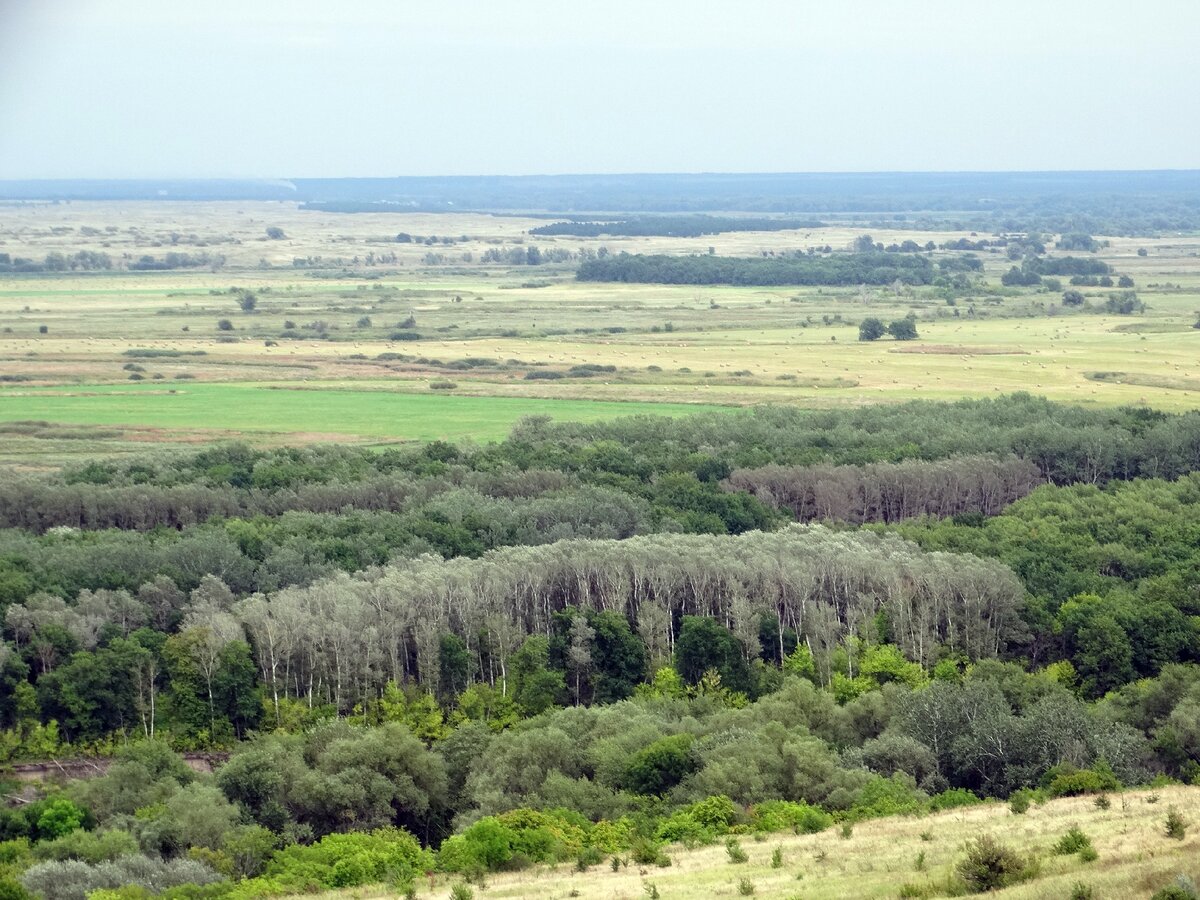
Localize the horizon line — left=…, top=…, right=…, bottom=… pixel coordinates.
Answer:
left=3, top=168, right=1200, bottom=183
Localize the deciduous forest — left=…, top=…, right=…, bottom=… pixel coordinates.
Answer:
left=2, top=394, right=1200, bottom=898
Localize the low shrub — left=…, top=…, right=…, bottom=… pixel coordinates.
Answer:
left=1150, top=875, right=1198, bottom=900
left=850, top=774, right=926, bottom=820
left=1008, top=789, right=1034, bottom=814
left=1044, top=764, right=1120, bottom=798
left=929, top=789, right=982, bottom=812
left=575, top=846, right=603, bottom=870
left=257, top=827, right=431, bottom=892
left=1052, top=826, right=1093, bottom=856
left=1165, top=808, right=1188, bottom=840
left=439, top=819, right=517, bottom=874
left=629, top=838, right=668, bottom=867
left=748, top=800, right=831, bottom=835
left=587, top=819, right=633, bottom=854
left=725, top=838, right=748, bottom=864
left=655, top=811, right=714, bottom=846
left=955, top=835, right=1034, bottom=893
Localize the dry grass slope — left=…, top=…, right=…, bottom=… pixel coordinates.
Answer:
left=330, top=787, right=1200, bottom=900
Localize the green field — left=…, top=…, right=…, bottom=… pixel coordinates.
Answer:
left=0, top=382, right=727, bottom=444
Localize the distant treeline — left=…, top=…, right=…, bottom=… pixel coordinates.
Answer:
left=298, top=201, right=424, bottom=213
left=1001, top=256, right=1118, bottom=287
left=0, top=251, right=113, bottom=273
left=8, top=172, right=1200, bottom=234
left=127, top=252, right=220, bottom=271
left=529, top=215, right=823, bottom=237
left=1029, top=256, right=1111, bottom=276
left=576, top=252, right=936, bottom=286
left=0, top=251, right=219, bottom=273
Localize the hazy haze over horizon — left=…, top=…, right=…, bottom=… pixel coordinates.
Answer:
left=0, top=0, right=1196, bottom=179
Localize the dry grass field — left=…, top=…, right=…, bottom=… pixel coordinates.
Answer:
left=2, top=202, right=1199, bottom=460
left=335, top=787, right=1200, bottom=900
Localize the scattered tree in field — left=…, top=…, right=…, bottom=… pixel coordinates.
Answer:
left=234, top=289, right=257, bottom=313
left=1057, top=233, right=1101, bottom=252
left=1104, top=291, right=1143, bottom=315
left=1062, top=290, right=1085, bottom=307
left=217, top=319, right=233, bottom=331
left=888, top=316, right=919, bottom=341
left=859, top=318, right=886, bottom=341
left=1002, top=266, right=1041, bottom=286
left=265, top=227, right=286, bottom=240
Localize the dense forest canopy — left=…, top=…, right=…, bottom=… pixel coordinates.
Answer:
left=3, top=395, right=1200, bottom=899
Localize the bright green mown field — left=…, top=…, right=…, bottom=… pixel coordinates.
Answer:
left=0, top=382, right=729, bottom=444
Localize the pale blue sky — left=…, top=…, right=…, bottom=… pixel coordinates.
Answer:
left=0, top=0, right=1196, bottom=178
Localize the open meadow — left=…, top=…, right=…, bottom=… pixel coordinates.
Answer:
left=2, top=202, right=1199, bottom=464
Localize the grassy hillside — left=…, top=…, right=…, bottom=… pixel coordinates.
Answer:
left=355, top=787, right=1200, bottom=900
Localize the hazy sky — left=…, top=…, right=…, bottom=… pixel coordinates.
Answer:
left=0, top=0, right=1196, bottom=178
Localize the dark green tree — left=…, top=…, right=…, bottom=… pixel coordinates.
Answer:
left=858, top=318, right=886, bottom=341
left=438, top=634, right=471, bottom=704
left=888, top=317, right=919, bottom=341
left=510, top=635, right=565, bottom=715
left=1062, top=289, right=1085, bottom=306
left=624, top=733, right=696, bottom=795
left=674, top=616, right=751, bottom=695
